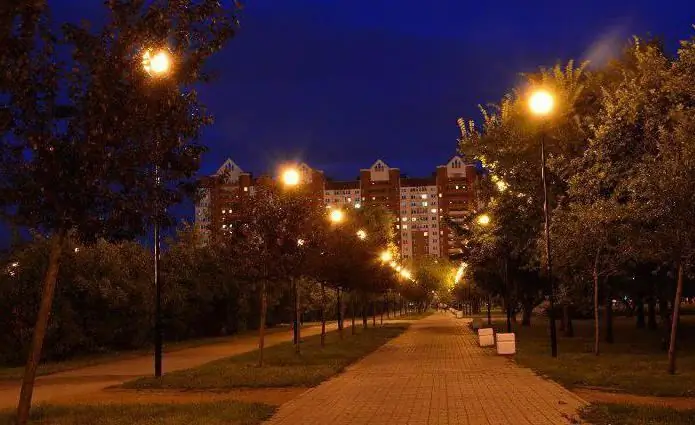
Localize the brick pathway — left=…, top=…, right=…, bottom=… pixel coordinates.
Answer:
left=265, top=313, right=586, bottom=425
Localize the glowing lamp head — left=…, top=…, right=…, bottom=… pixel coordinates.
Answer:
left=329, top=209, right=345, bottom=223
left=380, top=251, right=393, bottom=262
left=356, top=229, right=367, bottom=240
left=297, top=239, right=305, bottom=246
left=142, top=49, right=172, bottom=77
left=477, top=214, right=491, bottom=226
left=400, top=269, right=411, bottom=279
left=529, top=89, right=554, bottom=117
left=281, top=168, right=300, bottom=187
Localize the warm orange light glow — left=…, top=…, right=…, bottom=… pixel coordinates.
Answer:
left=477, top=214, right=491, bottom=226
left=329, top=209, right=345, bottom=223
left=142, top=49, right=172, bottom=76
left=356, top=229, right=367, bottom=240
left=380, top=251, right=393, bottom=262
left=529, top=89, right=554, bottom=116
left=281, top=168, right=301, bottom=187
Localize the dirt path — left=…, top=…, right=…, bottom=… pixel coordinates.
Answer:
left=574, top=388, right=695, bottom=411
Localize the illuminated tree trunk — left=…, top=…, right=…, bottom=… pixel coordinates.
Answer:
left=320, top=282, right=326, bottom=347
left=258, top=280, right=267, bottom=367
left=668, top=262, right=684, bottom=374
left=593, top=249, right=600, bottom=356
left=17, top=230, right=66, bottom=425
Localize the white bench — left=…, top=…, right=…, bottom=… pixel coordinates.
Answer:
left=496, top=333, right=516, bottom=355
left=477, top=328, right=494, bottom=347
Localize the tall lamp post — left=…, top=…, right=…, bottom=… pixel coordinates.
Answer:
left=142, top=48, right=172, bottom=377
left=328, top=209, right=346, bottom=336
left=529, top=89, right=558, bottom=358
left=280, top=167, right=302, bottom=349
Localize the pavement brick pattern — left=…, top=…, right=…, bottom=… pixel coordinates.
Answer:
left=265, top=313, right=586, bottom=425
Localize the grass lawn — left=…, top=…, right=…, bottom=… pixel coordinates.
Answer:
left=0, top=326, right=292, bottom=381
left=0, top=401, right=275, bottom=425
left=124, top=324, right=408, bottom=390
left=581, top=403, right=695, bottom=425
left=488, top=315, right=695, bottom=397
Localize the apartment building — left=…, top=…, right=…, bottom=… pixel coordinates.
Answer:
left=196, top=156, right=479, bottom=259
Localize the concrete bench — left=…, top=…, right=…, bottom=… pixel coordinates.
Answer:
left=496, top=333, right=516, bottom=355
left=478, top=328, right=494, bottom=347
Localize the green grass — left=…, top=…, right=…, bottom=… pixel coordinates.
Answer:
left=0, top=326, right=290, bottom=381
left=124, top=324, right=408, bottom=390
left=0, top=401, right=275, bottom=425
left=581, top=403, right=695, bottom=425
left=489, top=316, right=695, bottom=397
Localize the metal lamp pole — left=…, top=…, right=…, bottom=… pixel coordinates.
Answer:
left=541, top=131, right=558, bottom=358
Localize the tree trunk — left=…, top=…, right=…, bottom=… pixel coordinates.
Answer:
left=647, top=295, right=657, bottom=330
left=17, top=230, right=66, bottom=425
left=362, top=298, right=368, bottom=329
left=487, top=296, right=492, bottom=326
left=505, top=296, right=512, bottom=333
left=337, top=287, right=343, bottom=339
left=636, top=295, right=646, bottom=329
left=563, top=304, right=574, bottom=337
left=372, top=300, right=376, bottom=327
left=593, top=257, right=600, bottom=356
left=257, top=280, right=268, bottom=367
left=668, top=262, right=684, bottom=375
left=320, top=283, right=326, bottom=347
left=295, top=280, right=301, bottom=354
left=521, top=299, right=532, bottom=326
left=659, top=298, right=670, bottom=351
left=605, top=289, right=614, bottom=344
left=381, top=293, right=385, bottom=325
left=351, top=293, right=356, bottom=335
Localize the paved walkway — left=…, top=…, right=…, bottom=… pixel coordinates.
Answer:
left=0, top=320, right=354, bottom=409
left=266, top=313, right=586, bottom=425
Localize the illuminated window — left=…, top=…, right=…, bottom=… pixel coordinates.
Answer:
left=421, top=194, right=427, bottom=199
left=402, top=217, right=407, bottom=222
left=403, top=225, right=408, bottom=230
left=455, top=185, right=459, bottom=190
left=422, top=202, right=428, bottom=207
left=424, top=232, right=428, bottom=236
left=243, top=187, right=248, bottom=192
left=430, top=208, right=437, bottom=213
left=222, top=209, right=226, bottom=214
left=412, top=217, right=417, bottom=222
left=438, top=193, right=442, bottom=198
left=396, top=225, right=400, bottom=229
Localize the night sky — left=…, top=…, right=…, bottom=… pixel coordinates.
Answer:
left=2, top=0, right=693, bottom=246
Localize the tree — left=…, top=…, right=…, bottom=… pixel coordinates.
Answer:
left=0, top=2, right=238, bottom=422
left=223, top=181, right=325, bottom=365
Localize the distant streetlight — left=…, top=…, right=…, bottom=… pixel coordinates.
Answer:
left=496, top=180, right=508, bottom=192
left=142, top=49, right=172, bottom=77
left=477, top=214, right=491, bottom=226
left=281, top=168, right=301, bottom=187
left=400, top=269, right=411, bottom=280
left=329, top=209, right=345, bottom=224
left=143, top=47, right=173, bottom=378
left=297, top=239, right=305, bottom=246
left=529, top=87, right=558, bottom=358
left=356, top=229, right=367, bottom=240
left=380, top=250, right=393, bottom=262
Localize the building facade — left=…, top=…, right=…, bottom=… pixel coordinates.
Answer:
left=196, top=156, right=479, bottom=259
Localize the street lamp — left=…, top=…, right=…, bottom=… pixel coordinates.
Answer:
left=380, top=250, right=393, bottom=262
left=281, top=168, right=301, bottom=187
left=329, top=209, right=345, bottom=224
left=143, top=47, right=172, bottom=378
left=476, top=214, right=491, bottom=226
left=529, top=87, right=558, bottom=358
left=280, top=166, right=303, bottom=349
left=356, top=229, right=367, bottom=240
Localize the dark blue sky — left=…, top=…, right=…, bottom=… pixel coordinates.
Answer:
left=2, top=0, right=693, bottom=246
